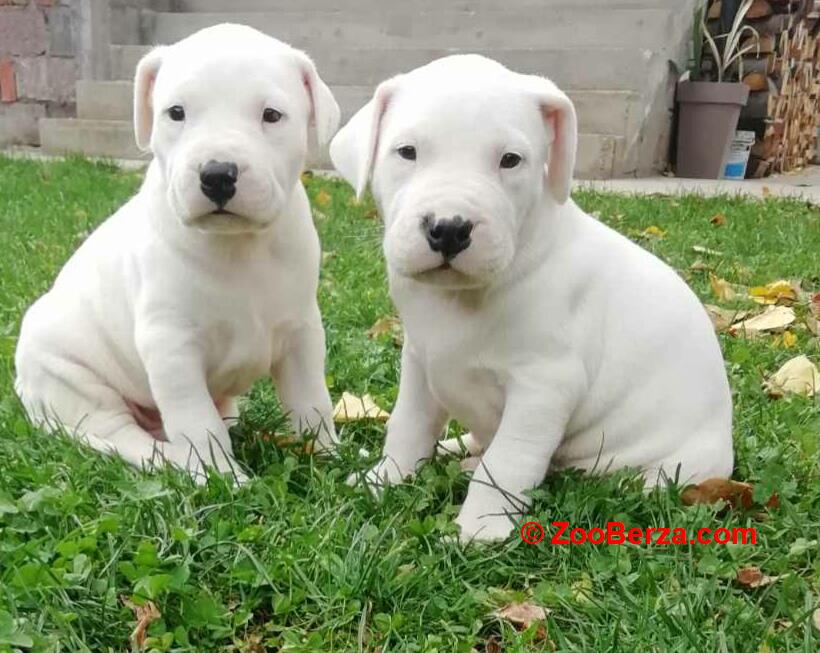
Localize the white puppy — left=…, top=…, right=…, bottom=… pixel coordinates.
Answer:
left=15, top=24, right=340, bottom=481
left=330, top=55, right=733, bottom=541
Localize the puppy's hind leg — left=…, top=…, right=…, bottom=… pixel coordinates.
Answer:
left=16, top=356, right=188, bottom=473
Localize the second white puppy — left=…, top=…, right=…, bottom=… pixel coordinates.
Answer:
left=331, top=55, right=733, bottom=541
left=15, top=24, right=340, bottom=480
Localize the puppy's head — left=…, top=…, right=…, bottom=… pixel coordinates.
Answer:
left=330, top=55, right=576, bottom=288
left=134, top=24, right=339, bottom=234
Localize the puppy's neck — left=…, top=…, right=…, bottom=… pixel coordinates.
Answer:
left=502, top=195, right=573, bottom=283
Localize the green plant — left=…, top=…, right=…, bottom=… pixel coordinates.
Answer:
left=702, top=0, right=761, bottom=82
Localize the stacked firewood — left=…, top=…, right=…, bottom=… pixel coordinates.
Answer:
left=708, top=0, right=820, bottom=176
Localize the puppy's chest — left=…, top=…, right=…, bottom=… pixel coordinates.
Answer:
left=407, top=314, right=505, bottom=434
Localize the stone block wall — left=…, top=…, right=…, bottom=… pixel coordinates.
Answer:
left=0, top=0, right=79, bottom=146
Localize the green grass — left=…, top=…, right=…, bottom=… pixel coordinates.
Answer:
left=0, top=155, right=818, bottom=652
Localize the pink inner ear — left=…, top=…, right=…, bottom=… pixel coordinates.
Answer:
left=543, top=109, right=558, bottom=145
left=302, top=74, right=315, bottom=124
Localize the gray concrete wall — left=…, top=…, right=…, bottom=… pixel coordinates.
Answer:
left=0, top=0, right=81, bottom=146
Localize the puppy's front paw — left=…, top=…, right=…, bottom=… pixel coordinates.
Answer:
left=162, top=443, right=248, bottom=486
left=455, top=508, right=516, bottom=544
left=346, top=456, right=413, bottom=495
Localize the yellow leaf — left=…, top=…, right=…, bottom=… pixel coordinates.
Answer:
left=332, top=392, right=390, bottom=422
left=764, top=355, right=820, bottom=398
left=641, top=225, right=665, bottom=238
left=315, top=189, right=331, bottom=207
left=748, top=280, right=797, bottom=305
left=761, top=185, right=772, bottom=198
left=709, top=273, right=739, bottom=301
left=776, top=331, right=797, bottom=348
left=730, top=306, right=795, bottom=335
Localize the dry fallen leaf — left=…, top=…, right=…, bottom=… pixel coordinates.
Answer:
left=367, top=315, right=403, bottom=347
left=736, top=566, right=785, bottom=588
left=693, top=245, right=724, bottom=256
left=121, top=596, right=161, bottom=650
left=314, top=189, right=331, bottom=207
left=690, top=259, right=710, bottom=271
left=493, top=602, right=552, bottom=644
left=484, top=637, right=502, bottom=653
left=764, top=355, right=820, bottom=398
left=709, top=213, right=726, bottom=226
left=807, top=315, right=820, bottom=337
left=748, top=280, right=797, bottom=305
left=810, top=294, right=820, bottom=318
left=493, top=602, right=550, bottom=628
left=761, top=185, right=772, bottom=199
left=710, top=273, right=742, bottom=301
left=332, top=392, right=390, bottom=422
left=681, top=478, right=754, bottom=509
left=812, top=608, right=820, bottom=631
left=267, top=433, right=315, bottom=454
left=367, top=315, right=402, bottom=339
left=731, top=306, right=796, bottom=336
left=704, top=304, right=750, bottom=332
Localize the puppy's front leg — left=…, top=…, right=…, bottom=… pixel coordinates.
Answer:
left=136, top=322, right=243, bottom=481
left=362, top=344, right=447, bottom=488
left=456, top=367, right=581, bottom=542
left=272, top=320, right=336, bottom=450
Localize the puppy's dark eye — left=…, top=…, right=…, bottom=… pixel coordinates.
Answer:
left=500, top=152, right=522, bottom=169
left=397, top=145, right=417, bottom=161
left=167, top=105, right=185, bottom=122
left=263, top=108, right=283, bottom=123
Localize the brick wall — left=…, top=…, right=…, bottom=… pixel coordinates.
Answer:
left=0, top=0, right=78, bottom=146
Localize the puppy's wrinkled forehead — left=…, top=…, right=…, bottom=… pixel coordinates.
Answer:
left=383, top=56, right=549, bottom=145
left=153, top=24, right=306, bottom=108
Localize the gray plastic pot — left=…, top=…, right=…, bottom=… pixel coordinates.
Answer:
left=676, top=81, right=750, bottom=179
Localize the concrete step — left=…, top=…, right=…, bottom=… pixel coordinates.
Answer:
left=144, top=9, right=675, bottom=50
left=76, top=80, right=132, bottom=121
left=77, top=79, right=640, bottom=138
left=39, top=117, right=621, bottom=179
left=39, top=118, right=145, bottom=160
left=172, top=0, right=681, bottom=11
left=109, top=44, right=657, bottom=93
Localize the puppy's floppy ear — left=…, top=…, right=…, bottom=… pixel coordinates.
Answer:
left=294, top=50, right=341, bottom=149
left=329, top=78, right=397, bottom=200
left=133, top=46, right=167, bottom=152
left=520, top=75, right=577, bottom=204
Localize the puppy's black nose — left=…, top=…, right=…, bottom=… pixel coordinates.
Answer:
left=423, top=214, right=474, bottom=260
left=200, top=160, right=238, bottom=208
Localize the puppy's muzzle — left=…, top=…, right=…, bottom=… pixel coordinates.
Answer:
left=422, top=214, right=474, bottom=261
left=200, top=160, right=238, bottom=209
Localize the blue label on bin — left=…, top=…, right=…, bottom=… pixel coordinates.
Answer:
left=724, top=162, right=745, bottom=179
